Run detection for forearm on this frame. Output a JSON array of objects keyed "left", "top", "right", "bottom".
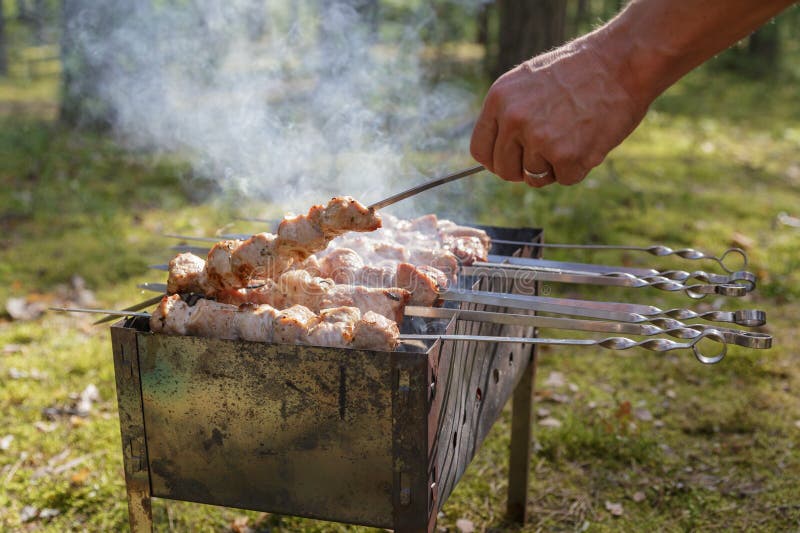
[{"left": 593, "top": 0, "right": 796, "bottom": 107}]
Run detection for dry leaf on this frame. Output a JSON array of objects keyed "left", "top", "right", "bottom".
[
  {"left": 539, "top": 417, "right": 562, "bottom": 428},
  {"left": 20, "top": 505, "right": 39, "bottom": 523},
  {"left": 604, "top": 500, "right": 623, "bottom": 516},
  {"left": 71, "top": 468, "right": 91, "bottom": 485},
  {"left": 39, "top": 508, "right": 60, "bottom": 520},
  {"left": 731, "top": 232, "right": 754, "bottom": 250},
  {"left": 456, "top": 518, "right": 475, "bottom": 533},
  {"left": 229, "top": 516, "right": 253, "bottom": 533},
  {"left": 634, "top": 408, "right": 653, "bottom": 422},
  {"left": 536, "top": 408, "right": 551, "bottom": 418},
  {"left": 544, "top": 372, "right": 566, "bottom": 388},
  {"left": 632, "top": 491, "right": 646, "bottom": 503}
]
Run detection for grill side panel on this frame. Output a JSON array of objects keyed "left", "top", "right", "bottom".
[
  {"left": 137, "top": 334, "right": 396, "bottom": 528},
  {"left": 434, "top": 226, "right": 541, "bottom": 510}
]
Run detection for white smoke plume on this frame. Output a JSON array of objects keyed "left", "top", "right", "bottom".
[{"left": 69, "top": 0, "right": 485, "bottom": 213}]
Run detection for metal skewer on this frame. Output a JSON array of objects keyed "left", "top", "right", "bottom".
[
  {"left": 135, "top": 282, "right": 766, "bottom": 327},
  {"left": 368, "top": 165, "right": 486, "bottom": 210},
  {"left": 400, "top": 330, "right": 727, "bottom": 365},
  {"left": 490, "top": 240, "right": 748, "bottom": 274},
  {"left": 404, "top": 307, "right": 771, "bottom": 349},
  {"left": 48, "top": 307, "right": 727, "bottom": 364}
]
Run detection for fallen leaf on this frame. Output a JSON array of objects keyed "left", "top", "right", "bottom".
[
  {"left": 605, "top": 500, "right": 623, "bottom": 516},
  {"left": 665, "top": 389, "right": 677, "bottom": 399},
  {"left": 544, "top": 371, "right": 566, "bottom": 388},
  {"left": 731, "top": 232, "right": 754, "bottom": 251},
  {"left": 634, "top": 408, "right": 653, "bottom": 422},
  {"left": 34, "top": 421, "right": 58, "bottom": 433},
  {"left": 536, "top": 408, "right": 551, "bottom": 418},
  {"left": 539, "top": 417, "right": 562, "bottom": 428},
  {"left": 568, "top": 383, "right": 579, "bottom": 393},
  {"left": 456, "top": 518, "right": 475, "bottom": 533},
  {"left": 39, "top": 508, "right": 60, "bottom": 520},
  {"left": 632, "top": 491, "right": 646, "bottom": 503},
  {"left": 70, "top": 468, "right": 91, "bottom": 485},
  {"left": 20, "top": 505, "right": 39, "bottom": 523},
  {"left": 5, "top": 298, "right": 47, "bottom": 321},
  {"left": 229, "top": 516, "right": 253, "bottom": 533}
]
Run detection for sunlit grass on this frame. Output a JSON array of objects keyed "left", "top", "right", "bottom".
[{"left": 1, "top": 55, "right": 799, "bottom": 532}]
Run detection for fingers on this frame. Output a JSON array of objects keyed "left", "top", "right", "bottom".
[
  {"left": 470, "top": 113, "right": 498, "bottom": 173},
  {"left": 493, "top": 134, "right": 523, "bottom": 182},
  {"left": 522, "top": 150, "right": 555, "bottom": 188}
]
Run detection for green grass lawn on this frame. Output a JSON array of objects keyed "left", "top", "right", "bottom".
[{"left": 1, "top": 62, "right": 799, "bottom": 532}]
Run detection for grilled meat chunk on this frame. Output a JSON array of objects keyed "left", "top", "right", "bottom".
[
  {"left": 167, "top": 253, "right": 207, "bottom": 294},
  {"left": 306, "top": 306, "right": 361, "bottom": 348},
  {"left": 320, "top": 285, "right": 409, "bottom": 323},
  {"left": 319, "top": 248, "right": 365, "bottom": 284},
  {"left": 318, "top": 196, "right": 381, "bottom": 237},
  {"left": 352, "top": 311, "right": 400, "bottom": 351},
  {"left": 273, "top": 305, "right": 319, "bottom": 344},
  {"left": 231, "top": 232, "right": 293, "bottom": 281},
  {"left": 234, "top": 303, "right": 278, "bottom": 342},
  {"left": 185, "top": 299, "right": 239, "bottom": 340},
  {"left": 206, "top": 239, "right": 244, "bottom": 293},
  {"left": 150, "top": 294, "right": 193, "bottom": 335},
  {"left": 395, "top": 263, "right": 447, "bottom": 306}
]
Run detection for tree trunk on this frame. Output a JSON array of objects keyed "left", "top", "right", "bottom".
[
  {"left": 491, "top": 0, "right": 567, "bottom": 79},
  {"left": 476, "top": 2, "right": 490, "bottom": 46},
  {"left": 32, "top": 0, "right": 46, "bottom": 44},
  {"left": 0, "top": 1, "right": 7, "bottom": 76},
  {"left": 60, "top": 0, "right": 137, "bottom": 129},
  {"left": 16, "top": 0, "right": 29, "bottom": 22}
]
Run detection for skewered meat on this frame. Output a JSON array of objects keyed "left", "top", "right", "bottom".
[
  {"left": 395, "top": 263, "right": 447, "bottom": 306},
  {"left": 442, "top": 235, "right": 488, "bottom": 264},
  {"left": 352, "top": 311, "right": 399, "bottom": 351},
  {"left": 235, "top": 303, "right": 277, "bottom": 342},
  {"left": 204, "top": 197, "right": 381, "bottom": 290},
  {"left": 231, "top": 232, "right": 293, "bottom": 283},
  {"left": 186, "top": 299, "right": 239, "bottom": 340},
  {"left": 167, "top": 253, "right": 207, "bottom": 294},
  {"left": 150, "top": 294, "right": 193, "bottom": 335},
  {"left": 319, "top": 248, "right": 365, "bottom": 284},
  {"left": 320, "top": 284, "right": 409, "bottom": 323},
  {"left": 150, "top": 296, "right": 396, "bottom": 350},
  {"left": 277, "top": 196, "right": 381, "bottom": 261},
  {"left": 273, "top": 305, "right": 319, "bottom": 344},
  {"left": 206, "top": 240, "right": 242, "bottom": 294},
  {"left": 306, "top": 306, "right": 361, "bottom": 348}
]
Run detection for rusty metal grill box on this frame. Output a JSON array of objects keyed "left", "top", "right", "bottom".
[{"left": 110, "top": 225, "right": 542, "bottom": 532}]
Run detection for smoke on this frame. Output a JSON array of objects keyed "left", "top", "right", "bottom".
[{"left": 69, "top": 0, "right": 484, "bottom": 213}]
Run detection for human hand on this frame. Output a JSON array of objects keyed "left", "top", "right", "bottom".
[{"left": 470, "top": 39, "right": 649, "bottom": 187}]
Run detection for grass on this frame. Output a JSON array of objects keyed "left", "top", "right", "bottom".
[{"left": 1, "top": 56, "right": 800, "bottom": 532}]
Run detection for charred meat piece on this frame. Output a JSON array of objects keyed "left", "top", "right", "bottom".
[
  {"left": 320, "top": 285, "right": 409, "bottom": 323},
  {"left": 318, "top": 196, "right": 382, "bottom": 237},
  {"left": 306, "top": 306, "right": 361, "bottom": 348},
  {"left": 352, "top": 311, "right": 400, "bottom": 351},
  {"left": 276, "top": 269, "right": 336, "bottom": 310},
  {"left": 231, "top": 232, "right": 293, "bottom": 281},
  {"left": 395, "top": 263, "right": 448, "bottom": 307},
  {"left": 206, "top": 239, "right": 245, "bottom": 293},
  {"left": 234, "top": 303, "right": 278, "bottom": 342},
  {"left": 408, "top": 249, "right": 460, "bottom": 281},
  {"left": 319, "top": 248, "right": 365, "bottom": 284},
  {"left": 150, "top": 295, "right": 193, "bottom": 335},
  {"left": 442, "top": 235, "right": 488, "bottom": 264},
  {"left": 167, "top": 253, "right": 207, "bottom": 295},
  {"left": 185, "top": 299, "right": 239, "bottom": 340},
  {"left": 273, "top": 305, "right": 319, "bottom": 344}
]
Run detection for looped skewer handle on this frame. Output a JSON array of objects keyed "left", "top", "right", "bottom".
[
  {"left": 401, "top": 330, "right": 727, "bottom": 364},
  {"left": 491, "top": 241, "right": 749, "bottom": 274},
  {"left": 604, "top": 272, "right": 747, "bottom": 298},
  {"left": 660, "top": 308, "right": 766, "bottom": 327}
]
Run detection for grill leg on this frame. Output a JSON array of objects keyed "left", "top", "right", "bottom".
[{"left": 506, "top": 348, "right": 537, "bottom": 524}]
